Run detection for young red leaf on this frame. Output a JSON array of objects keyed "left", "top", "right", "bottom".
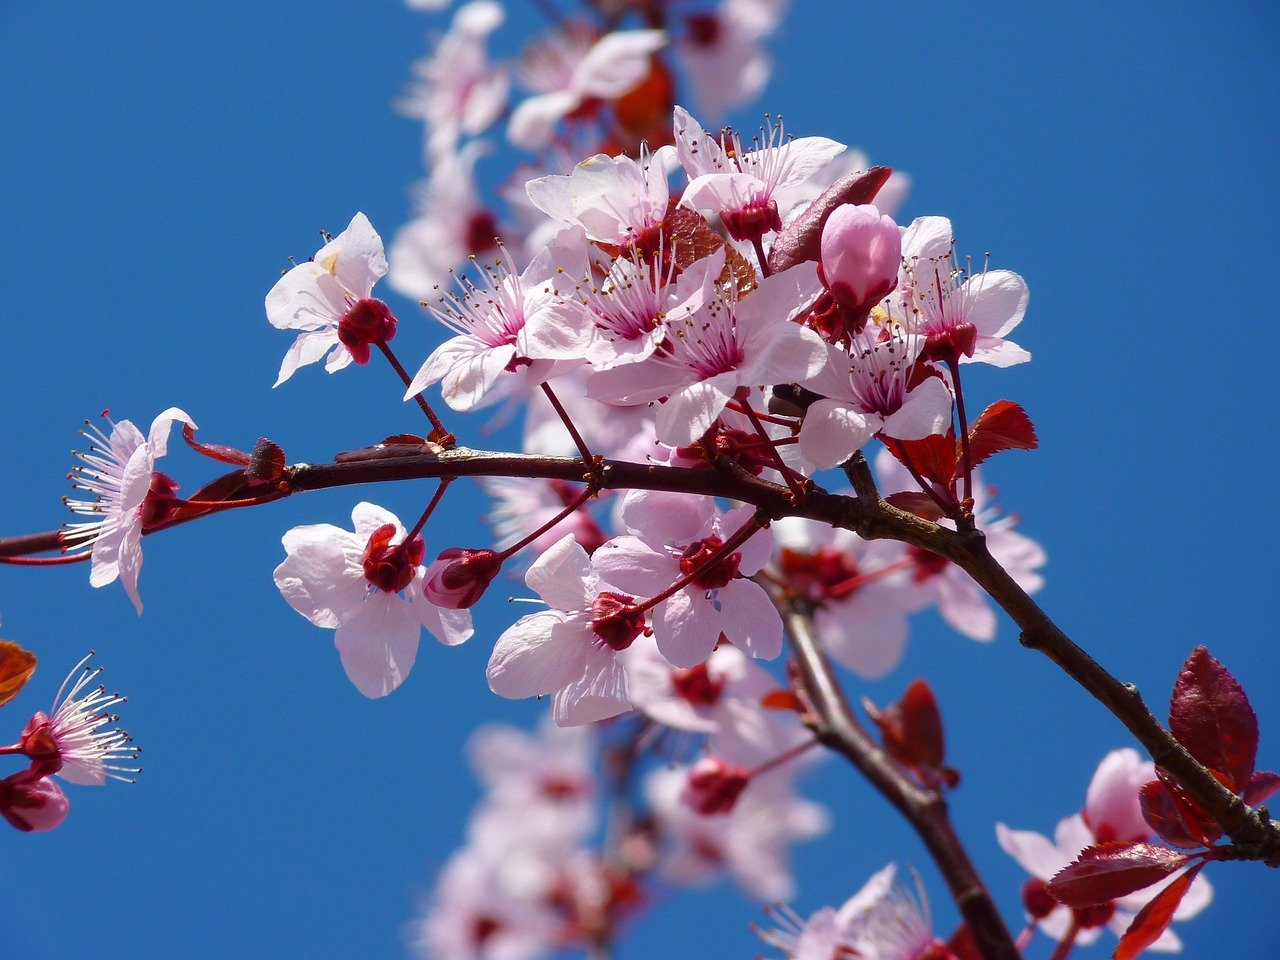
[
  {"left": 1153, "top": 767, "right": 1223, "bottom": 847},
  {"left": 885, "top": 491, "right": 947, "bottom": 521},
  {"left": 1139, "top": 780, "right": 1206, "bottom": 850},
  {"left": 965, "top": 400, "right": 1038, "bottom": 469},
  {"left": 662, "top": 203, "right": 758, "bottom": 297},
  {"left": 1046, "top": 841, "right": 1191, "bottom": 908},
  {"left": 181, "top": 421, "right": 251, "bottom": 466},
  {"left": 766, "top": 166, "right": 894, "bottom": 274},
  {"left": 1112, "top": 862, "right": 1205, "bottom": 960},
  {"left": 884, "top": 433, "right": 959, "bottom": 491},
  {"left": 0, "top": 640, "right": 37, "bottom": 708},
  {"left": 760, "top": 689, "right": 805, "bottom": 713},
  {"left": 862, "top": 680, "right": 959, "bottom": 789},
  {"left": 1169, "top": 646, "right": 1258, "bottom": 792},
  {"left": 1243, "top": 770, "right": 1280, "bottom": 807}
]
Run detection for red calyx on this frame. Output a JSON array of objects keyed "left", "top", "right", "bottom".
[
  {"left": 18, "top": 712, "right": 61, "bottom": 777},
  {"left": 678, "top": 537, "right": 740, "bottom": 590},
  {"left": 422, "top": 547, "right": 502, "bottom": 609},
  {"left": 591, "top": 592, "right": 645, "bottom": 651},
  {"left": 778, "top": 546, "right": 861, "bottom": 602},
  {"left": 923, "top": 322, "right": 978, "bottom": 365},
  {"left": 362, "top": 524, "right": 425, "bottom": 593},
  {"left": 1022, "top": 878, "right": 1058, "bottom": 920},
  {"left": 1073, "top": 901, "right": 1117, "bottom": 930},
  {"left": 464, "top": 211, "right": 500, "bottom": 259},
  {"left": 670, "top": 663, "right": 725, "bottom": 707},
  {"left": 337, "top": 298, "right": 397, "bottom": 365},
  {"left": 721, "top": 200, "right": 782, "bottom": 245},
  {"left": 907, "top": 544, "right": 950, "bottom": 583},
  {"left": 685, "top": 13, "right": 720, "bottom": 47},
  {"left": 139, "top": 472, "right": 183, "bottom": 530},
  {"left": 682, "top": 757, "right": 751, "bottom": 814}
]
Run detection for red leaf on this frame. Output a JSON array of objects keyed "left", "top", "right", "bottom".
[
  {"left": 760, "top": 689, "right": 804, "bottom": 713},
  {"left": 863, "top": 680, "right": 958, "bottom": 789},
  {"left": 884, "top": 432, "right": 958, "bottom": 491},
  {"left": 767, "top": 167, "right": 895, "bottom": 273},
  {"left": 1243, "top": 770, "right": 1280, "bottom": 807},
  {"left": 662, "top": 203, "right": 758, "bottom": 297},
  {"left": 1046, "top": 841, "right": 1190, "bottom": 908},
  {"left": 1169, "top": 647, "right": 1258, "bottom": 792},
  {"left": 885, "top": 491, "right": 947, "bottom": 521},
  {"left": 1154, "top": 767, "right": 1223, "bottom": 847},
  {"left": 966, "top": 400, "right": 1038, "bottom": 469},
  {"left": 181, "top": 422, "right": 251, "bottom": 466},
  {"left": 1139, "top": 780, "right": 1207, "bottom": 850},
  {"left": 0, "top": 640, "right": 37, "bottom": 708},
  {"left": 1112, "top": 862, "right": 1205, "bottom": 960}
]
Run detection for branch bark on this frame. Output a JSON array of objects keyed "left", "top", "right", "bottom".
[{"left": 784, "top": 602, "right": 1021, "bottom": 960}]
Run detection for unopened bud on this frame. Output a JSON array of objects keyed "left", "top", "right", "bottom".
[
  {"left": 1021, "top": 877, "right": 1058, "bottom": 920},
  {"left": 337, "top": 298, "right": 397, "bottom": 365},
  {"left": 682, "top": 756, "right": 751, "bottom": 815},
  {"left": 362, "top": 524, "right": 425, "bottom": 593},
  {"left": 422, "top": 548, "right": 502, "bottom": 609},
  {"left": 0, "top": 772, "right": 70, "bottom": 833},
  {"left": 817, "top": 204, "right": 900, "bottom": 339}
]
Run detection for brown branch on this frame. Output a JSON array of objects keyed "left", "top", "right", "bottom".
[
  {"left": 784, "top": 602, "right": 1021, "bottom": 960},
  {"left": 3, "top": 444, "right": 1276, "bottom": 867}
]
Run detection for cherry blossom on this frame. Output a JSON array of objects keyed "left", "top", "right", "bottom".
[
  {"left": 646, "top": 764, "right": 829, "bottom": 901},
  {"left": 406, "top": 231, "right": 594, "bottom": 411},
  {"left": 593, "top": 491, "right": 779, "bottom": 667},
  {"left": 771, "top": 516, "right": 921, "bottom": 679},
  {"left": 674, "top": 106, "right": 844, "bottom": 243},
  {"left": 273, "top": 502, "right": 472, "bottom": 698},
  {"left": 0, "top": 772, "right": 69, "bottom": 833},
  {"left": 895, "top": 216, "right": 1030, "bottom": 367},
  {"left": 266, "top": 212, "right": 391, "bottom": 386},
  {"left": 388, "top": 142, "right": 503, "bottom": 300},
  {"left": 876, "top": 449, "right": 1045, "bottom": 642},
  {"left": 509, "top": 26, "right": 667, "bottom": 150},
  {"left": 62, "top": 407, "right": 195, "bottom": 614},
  {"left": 997, "top": 748, "right": 1213, "bottom": 952},
  {"left": 525, "top": 146, "right": 675, "bottom": 248},
  {"left": 623, "top": 636, "right": 775, "bottom": 735},
  {"left": 399, "top": 0, "right": 508, "bottom": 161},
  {"left": 18, "top": 653, "right": 138, "bottom": 786},
  {"left": 675, "top": 0, "right": 787, "bottom": 121},
  {"left": 486, "top": 534, "right": 639, "bottom": 726},
  {"left": 587, "top": 254, "right": 826, "bottom": 446}
]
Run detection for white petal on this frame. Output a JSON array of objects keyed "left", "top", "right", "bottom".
[
  {"left": 526, "top": 534, "right": 595, "bottom": 611},
  {"left": 333, "top": 591, "right": 420, "bottom": 698},
  {"left": 655, "top": 373, "right": 737, "bottom": 446},
  {"left": 995, "top": 823, "right": 1069, "bottom": 881},
  {"left": 715, "top": 579, "right": 782, "bottom": 659},
  {"left": 487, "top": 611, "right": 579, "bottom": 700},
  {"left": 962, "top": 269, "right": 1028, "bottom": 339},
  {"left": 881, "top": 376, "right": 953, "bottom": 441},
  {"left": 274, "top": 525, "right": 365, "bottom": 628},
  {"left": 798, "top": 399, "right": 875, "bottom": 470},
  {"left": 553, "top": 648, "right": 632, "bottom": 726},
  {"left": 274, "top": 330, "right": 340, "bottom": 387},
  {"left": 572, "top": 30, "right": 666, "bottom": 98}
]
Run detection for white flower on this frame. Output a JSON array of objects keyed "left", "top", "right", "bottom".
[
  {"left": 273, "top": 502, "right": 472, "bottom": 698},
  {"left": 63, "top": 407, "right": 195, "bottom": 614},
  {"left": 266, "top": 212, "right": 389, "bottom": 386}
]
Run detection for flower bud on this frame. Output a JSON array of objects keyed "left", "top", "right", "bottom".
[
  {"left": 1020, "top": 877, "right": 1058, "bottom": 921},
  {"left": 337, "top": 298, "right": 397, "bottom": 365},
  {"left": 682, "top": 756, "right": 751, "bottom": 815},
  {"left": 817, "top": 204, "right": 900, "bottom": 339},
  {"left": 361, "top": 524, "right": 425, "bottom": 594},
  {"left": 422, "top": 548, "right": 502, "bottom": 609},
  {"left": 0, "top": 772, "right": 70, "bottom": 833}
]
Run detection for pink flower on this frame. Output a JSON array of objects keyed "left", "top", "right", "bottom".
[
  {"left": 587, "top": 255, "right": 827, "bottom": 446},
  {"left": 674, "top": 106, "right": 845, "bottom": 242},
  {"left": 875, "top": 449, "right": 1045, "bottom": 642},
  {"left": 406, "top": 233, "right": 594, "bottom": 411},
  {"left": 799, "top": 332, "right": 954, "bottom": 470},
  {"left": 675, "top": 1, "right": 786, "bottom": 121},
  {"left": 593, "top": 491, "right": 780, "bottom": 667},
  {"left": 509, "top": 26, "right": 667, "bottom": 149},
  {"left": 895, "top": 215, "right": 1030, "bottom": 367},
  {"left": 388, "top": 142, "right": 504, "bottom": 300},
  {"left": 481, "top": 476, "right": 607, "bottom": 561},
  {"left": 63, "top": 407, "right": 196, "bottom": 614},
  {"left": 399, "top": 0, "right": 508, "bottom": 161},
  {"left": 525, "top": 146, "right": 674, "bottom": 247},
  {"left": 486, "top": 535, "right": 639, "bottom": 726},
  {"left": 0, "top": 773, "right": 69, "bottom": 833},
  {"left": 623, "top": 636, "right": 775, "bottom": 734},
  {"left": 19, "top": 653, "right": 138, "bottom": 785},
  {"left": 266, "top": 212, "right": 391, "bottom": 386},
  {"left": 273, "top": 502, "right": 472, "bottom": 698},
  {"left": 997, "top": 749, "right": 1213, "bottom": 952}
]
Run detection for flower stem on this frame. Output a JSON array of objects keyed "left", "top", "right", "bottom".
[{"left": 376, "top": 341, "right": 453, "bottom": 446}]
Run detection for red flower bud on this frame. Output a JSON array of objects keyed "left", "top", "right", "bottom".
[
  {"left": 422, "top": 548, "right": 502, "bottom": 609},
  {"left": 337, "top": 298, "right": 397, "bottom": 365},
  {"left": 0, "top": 772, "right": 70, "bottom": 833},
  {"left": 1021, "top": 877, "right": 1058, "bottom": 920},
  {"left": 682, "top": 756, "right": 751, "bottom": 815}
]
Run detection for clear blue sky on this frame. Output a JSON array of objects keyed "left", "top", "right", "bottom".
[{"left": 0, "top": 2, "right": 1276, "bottom": 958}]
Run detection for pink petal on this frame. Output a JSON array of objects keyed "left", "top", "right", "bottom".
[
  {"left": 334, "top": 591, "right": 421, "bottom": 698},
  {"left": 487, "top": 611, "right": 578, "bottom": 700},
  {"left": 715, "top": 579, "right": 782, "bottom": 659}
]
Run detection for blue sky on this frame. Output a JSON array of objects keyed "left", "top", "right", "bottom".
[{"left": 0, "top": 2, "right": 1276, "bottom": 958}]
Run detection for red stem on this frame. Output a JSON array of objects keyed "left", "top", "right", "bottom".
[{"left": 376, "top": 341, "right": 452, "bottom": 443}]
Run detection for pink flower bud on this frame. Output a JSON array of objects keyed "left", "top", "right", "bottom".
[
  {"left": 422, "top": 548, "right": 502, "bottom": 609},
  {"left": 337, "top": 298, "right": 397, "bottom": 365},
  {"left": 816, "top": 204, "right": 900, "bottom": 339},
  {"left": 0, "top": 772, "right": 70, "bottom": 832},
  {"left": 681, "top": 756, "right": 751, "bottom": 815}
]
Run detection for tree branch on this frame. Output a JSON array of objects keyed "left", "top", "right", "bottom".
[{"left": 784, "top": 602, "right": 1021, "bottom": 960}]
